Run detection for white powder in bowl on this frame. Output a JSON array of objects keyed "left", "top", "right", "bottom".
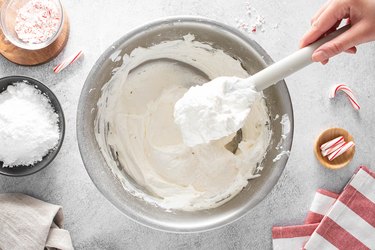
[{"left": 0, "top": 82, "right": 60, "bottom": 167}]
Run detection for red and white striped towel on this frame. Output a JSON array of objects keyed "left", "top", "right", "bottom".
[{"left": 272, "top": 166, "right": 375, "bottom": 250}]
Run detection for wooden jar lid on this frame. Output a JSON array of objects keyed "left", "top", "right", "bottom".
[
  {"left": 0, "top": 0, "right": 69, "bottom": 66},
  {"left": 314, "top": 127, "right": 355, "bottom": 169}
]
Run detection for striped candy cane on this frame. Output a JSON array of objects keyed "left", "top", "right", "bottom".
[
  {"left": 322, "top": 141, "right": 345, "bottom": 157},
  {"left": 320, "top": 136, "right": 344, "bottom": 151},
  {"left": 328, "top": 141, "right": 355, "bottom": 161},
  {"left": 329, "top": 84, "right": 360, "bottom": 110},
  {"left": 53, "top": 50, "right": 83, "bottom": 73},
  {"left": 320, "top": 135, "right": 355, "bottom": 161}
]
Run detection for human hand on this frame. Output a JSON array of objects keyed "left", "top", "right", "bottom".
[{"left": 300, "top": 0, "right": 375, "bottom": 64}]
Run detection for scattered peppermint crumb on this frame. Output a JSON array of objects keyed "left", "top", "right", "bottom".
[{"left": 235, "top": 1, "right": 279, "bottom": 34}]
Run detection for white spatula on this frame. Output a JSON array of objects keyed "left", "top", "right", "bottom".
[
  {"left": 174, "top": 26, "right": 350, "bottom": 147},
  {"left": 251, "top": 25, "right": 349, "bottom": 91}
]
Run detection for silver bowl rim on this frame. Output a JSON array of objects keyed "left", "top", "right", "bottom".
[{"left": 77, "top": 15, "right": 294, "bottom": 233}]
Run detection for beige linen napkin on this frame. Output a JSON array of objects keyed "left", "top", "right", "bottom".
[{"left": 0, "top": 193, "right": 73, "bottom": 250}]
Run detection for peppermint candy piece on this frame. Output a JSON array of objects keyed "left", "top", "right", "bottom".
[{"left": 329, "top": 84, "right": 360, "bottom": 110}]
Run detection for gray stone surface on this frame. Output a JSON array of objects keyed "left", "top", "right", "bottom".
[{"left": 1, "top": 0, "right": 375, "bottom": 249}]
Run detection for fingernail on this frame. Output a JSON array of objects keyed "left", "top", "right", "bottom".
[
  {"left": 299, "top": 36, "right": 309, "bottom": 48},
  {"left": 322, "top": 59, "right": 329, "bottom": 65},
  {"left": 312, "top": 20, "right": 320, "bottom": 28},
  {"left": 312, "top": 50, "right": 328, "bottom": 62}
]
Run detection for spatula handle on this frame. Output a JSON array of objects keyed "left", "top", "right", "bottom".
[{"left": 251, "top": 25, "right": 351, "bottom": 92}]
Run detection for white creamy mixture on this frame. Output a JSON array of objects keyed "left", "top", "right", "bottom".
[
  {"left": 95, "top": 35, "right": 271, "bottom": 211},
  {"left": 174, "top": 76, "right": 260, "bottom": 147}
]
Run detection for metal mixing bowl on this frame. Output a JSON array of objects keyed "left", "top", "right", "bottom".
[{"left": 77, "top": 16, "right": 293, "bottom": 233}]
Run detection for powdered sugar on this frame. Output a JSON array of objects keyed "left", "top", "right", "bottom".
[
  {"left": 15, "top": 0, "right": 61, "bottom": 44},
  {"left": 0, "top": 82, "right": 59, "bottom": 167}
]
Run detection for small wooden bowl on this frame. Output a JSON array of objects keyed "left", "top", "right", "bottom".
[{"left": 314, "top": 128, "right": 355, "bottom": 169}]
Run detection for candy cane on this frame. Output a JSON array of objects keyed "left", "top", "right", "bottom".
[
  {"left": 320, "top": 136, "right": 344, "bottom": 151},
  {"left": 328, "top": 141, "right": 355, "bottom": 161},
  {"left": 53, "top": 50, "right": 83, "bottom": 73},
  {"left": 322, "top": 141, "right": 345, "bottom": 157},
  {"left": 329, "top": 84, "right": 360, "bottom": 110}
]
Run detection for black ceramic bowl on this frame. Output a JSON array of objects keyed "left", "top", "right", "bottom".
[{"left": 0, "top": 76, "right": 65, "bottom": 177}]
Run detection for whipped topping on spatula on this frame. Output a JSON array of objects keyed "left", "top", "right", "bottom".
[{"left": 174, "top": 76, "right": 260, "bottom": 147}]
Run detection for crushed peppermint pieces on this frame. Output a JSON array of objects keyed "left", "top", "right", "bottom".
[
  {"left": 15, "top": 0, "right": 61, "bottom": 44},
  {"left": 235, "top": 1, "right": 278, "bottom": 34}
]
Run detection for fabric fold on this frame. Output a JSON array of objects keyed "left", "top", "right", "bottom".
[
  {"left": 273, "top": 166, "right": 375, "bottom": 250},
  {"left": 0, "top": 193, "right": 73, "bottom": 250}
]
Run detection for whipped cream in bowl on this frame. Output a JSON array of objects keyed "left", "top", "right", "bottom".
[{"left": 77, "top": 17, "right": 293, "bottom": 232}]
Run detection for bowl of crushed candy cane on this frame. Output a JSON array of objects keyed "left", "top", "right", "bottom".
[
  {"left": 0, "top": 0, "right": 64, "bottom": 50},
  {"left": 0, "top": 76, "right": 65, "bottom": 176}
]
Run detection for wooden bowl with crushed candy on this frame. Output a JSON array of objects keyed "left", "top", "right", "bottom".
[{"left": 0, "top": 76, "right": 65, "bottom": 176}]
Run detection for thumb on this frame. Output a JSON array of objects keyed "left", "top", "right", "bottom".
[{"left": 312, "top": 25, "right": 364, "bottom": 62}]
